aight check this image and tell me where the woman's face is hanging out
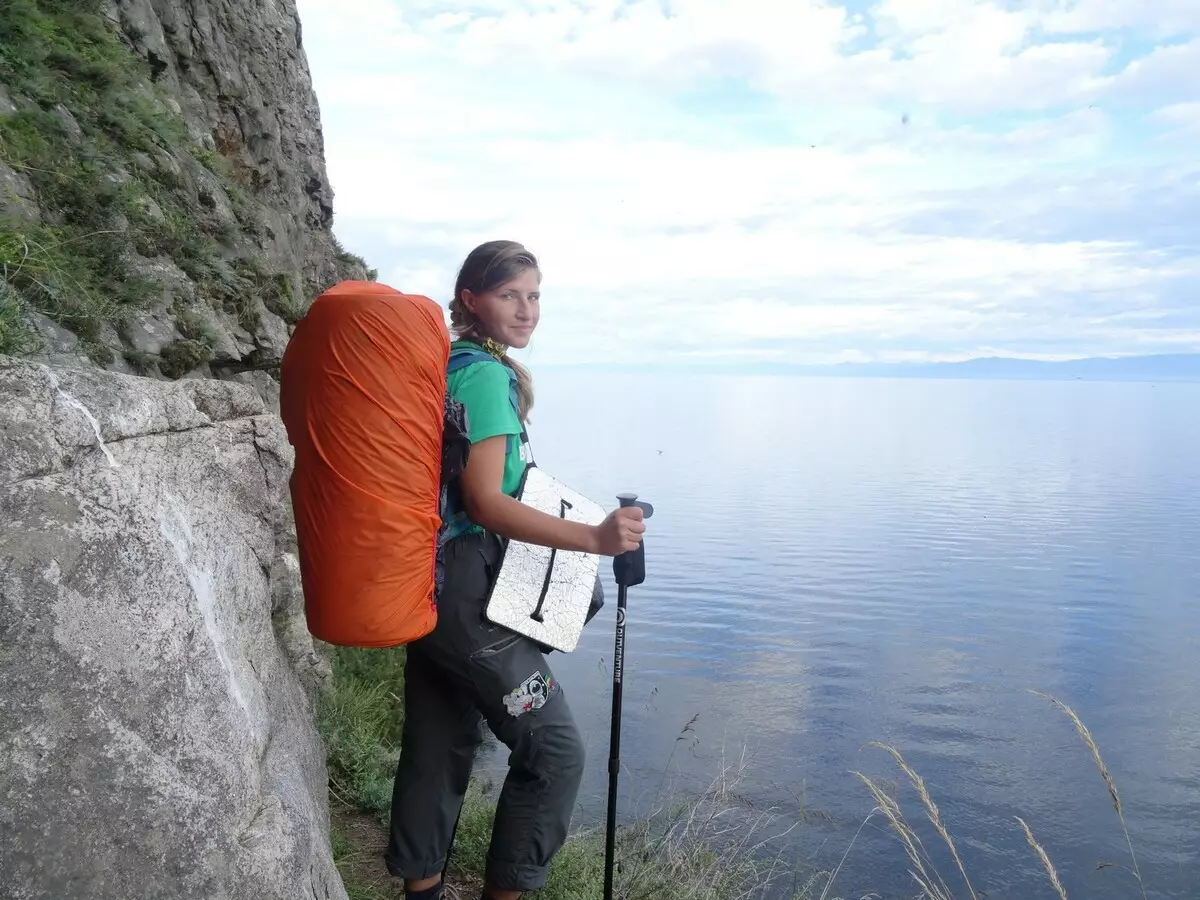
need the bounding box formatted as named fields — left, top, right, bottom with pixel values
left=462, top=266, right=541, bottom=349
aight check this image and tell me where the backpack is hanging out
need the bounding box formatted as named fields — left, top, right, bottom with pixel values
left=280, top=280, right=460, bottom=649
left=280, top=281, right=603, bottom=652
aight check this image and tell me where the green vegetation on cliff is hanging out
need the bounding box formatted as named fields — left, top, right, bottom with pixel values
left=0, top=0, right=368, bottom=370
left=1, top=0, right=161, bottom=358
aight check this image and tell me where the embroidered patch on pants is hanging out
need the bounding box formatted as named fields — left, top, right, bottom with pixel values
left=503, top=671, right=558, bottom=718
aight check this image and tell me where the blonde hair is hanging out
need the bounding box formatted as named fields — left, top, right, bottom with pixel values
left=448, top=240, right=538, bottom=423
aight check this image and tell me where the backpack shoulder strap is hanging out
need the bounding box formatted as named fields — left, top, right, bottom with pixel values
left=447, top=342, right=519, bottom=419
left=447, top=343, right=497, bottom=374
left=440, top=343, right=529, bottom=543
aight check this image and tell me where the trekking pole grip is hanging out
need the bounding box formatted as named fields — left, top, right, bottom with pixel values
left=613, top=493, right=651, bottom=588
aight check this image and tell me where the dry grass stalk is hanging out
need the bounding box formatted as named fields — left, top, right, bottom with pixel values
left=851, top=692, right=1151, bottom=900
left=851, top=770, right=953, bottom=900
left=855, top=737, right=1075, bottom=900
left=1016, top=816, right=1068, bottom=900
left=1029, top=690, right=1147, bottom=900
left=816, top=809, right=879, bottom=900
left=865, top=743, right=980, bottom=900
left=613, top=740, right=807, bottom=900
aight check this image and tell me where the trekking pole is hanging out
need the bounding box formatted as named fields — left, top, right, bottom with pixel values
left=604, top=492, right=653, bottom=900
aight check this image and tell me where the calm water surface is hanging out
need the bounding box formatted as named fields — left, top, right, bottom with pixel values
left=480, top=373, right=1200, bottom=899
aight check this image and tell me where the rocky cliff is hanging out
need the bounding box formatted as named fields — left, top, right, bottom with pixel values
left=0, top=356, right=348, bottom=900
left=0, top=0, right=372, bottom=387
left=0, top=1, right=373, bottom=896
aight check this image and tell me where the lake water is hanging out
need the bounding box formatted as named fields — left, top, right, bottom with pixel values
left=478, top=372, right=1200, bottom=900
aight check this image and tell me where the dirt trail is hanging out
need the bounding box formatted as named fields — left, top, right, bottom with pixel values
left=332, top=802, right=481, bottom=900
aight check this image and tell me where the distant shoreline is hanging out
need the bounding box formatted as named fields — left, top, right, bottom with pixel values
left=538, top=352, right=1200, bottom=382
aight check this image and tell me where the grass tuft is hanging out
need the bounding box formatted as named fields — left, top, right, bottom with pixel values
left=0, top=225, right=148, bottom=359
left=317, top=645, right=407, bottom=816
left=333, top=236, right=378, bottom=282
left=0, top=279, right=39, bottom=355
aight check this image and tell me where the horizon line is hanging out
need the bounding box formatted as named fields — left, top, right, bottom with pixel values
left=530, top=351, right=1200, bottom=380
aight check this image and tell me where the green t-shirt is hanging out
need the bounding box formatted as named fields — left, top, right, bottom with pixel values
left=446, top=347, right=529, bottom=505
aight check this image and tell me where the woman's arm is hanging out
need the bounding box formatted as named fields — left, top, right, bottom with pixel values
left=450, top=362, right=644, bottom=555
left=459, top=435, right=604, bottom=553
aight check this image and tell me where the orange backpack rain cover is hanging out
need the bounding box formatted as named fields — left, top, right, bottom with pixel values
left=279, top=281, right=449, bottom=648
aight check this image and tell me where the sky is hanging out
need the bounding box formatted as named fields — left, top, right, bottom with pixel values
left=293, top=0, right=1199, bottom=368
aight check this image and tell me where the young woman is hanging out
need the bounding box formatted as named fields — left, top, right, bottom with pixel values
left=385, top=240, right=647, bottom=900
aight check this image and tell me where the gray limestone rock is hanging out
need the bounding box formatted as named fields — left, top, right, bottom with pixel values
left=0, top=162, right=39, bottom=224
left=0, top=357, right=347, bottom=900
left=122, top=309, right=182, bottom=357
left=111, top=0, right=345, bottom=313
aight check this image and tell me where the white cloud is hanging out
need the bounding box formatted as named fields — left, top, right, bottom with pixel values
left=296, top=0, right=1200, bottom=367
left=1040, top=0, right=1200, bottom=37
left=1151, top=101, right=1200, bottom=138
left=1106, top=39, right=1200, bottom=108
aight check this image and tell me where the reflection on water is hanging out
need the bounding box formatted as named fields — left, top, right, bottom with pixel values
left=481, top=373, right=1200, bottom=899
